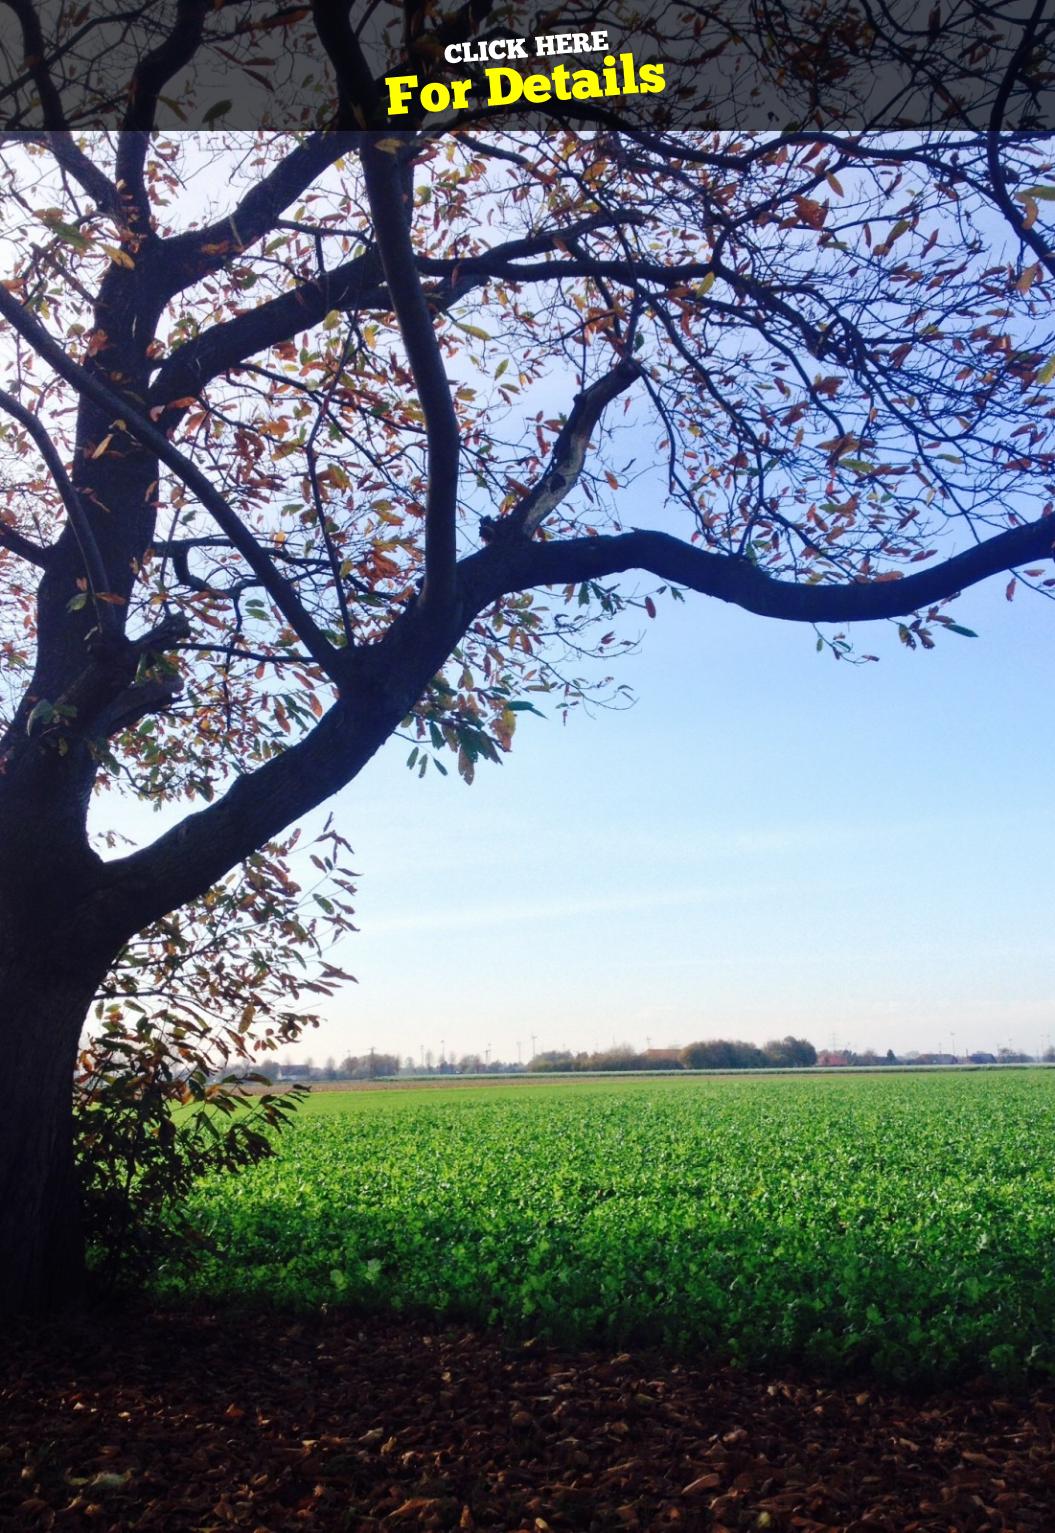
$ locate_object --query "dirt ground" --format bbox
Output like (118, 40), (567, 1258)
(2, 1307), (1054, 1531)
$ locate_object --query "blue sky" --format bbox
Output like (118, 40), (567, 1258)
(293, 563), (1053, 1067)
(98, 526), (1052, 1067)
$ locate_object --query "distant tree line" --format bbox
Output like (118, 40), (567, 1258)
(261, 1037), (1053, 1082)
(529, 1036), (819, 1072)
(268, 1053), (402, 1081)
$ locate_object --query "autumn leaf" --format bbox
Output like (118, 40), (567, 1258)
(39, 213), (91, 250)
(794, 196), (827, 228)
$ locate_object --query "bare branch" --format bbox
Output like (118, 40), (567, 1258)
(361, 137), (459, 612)
(1, 0), (67, 127)
(499, 360), (642, 540)
(117, 0), (209, 221)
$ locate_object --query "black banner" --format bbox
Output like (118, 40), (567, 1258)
(0, 0), (1051, 131)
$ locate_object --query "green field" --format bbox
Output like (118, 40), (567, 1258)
(161, 1071), (1055, 1382)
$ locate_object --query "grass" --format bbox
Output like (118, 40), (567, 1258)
(159, 1069), (1055, 1382)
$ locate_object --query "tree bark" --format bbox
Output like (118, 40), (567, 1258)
(0, 918), (111, 1314)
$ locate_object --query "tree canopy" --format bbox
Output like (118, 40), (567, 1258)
(0, 121), (1053, 1309)
(3, 131), (1054, 854)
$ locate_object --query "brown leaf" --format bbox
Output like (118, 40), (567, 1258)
(385, 1498), (440, 1522)
(794, 196), (827, 228)
(682, 1472), (722, 1494)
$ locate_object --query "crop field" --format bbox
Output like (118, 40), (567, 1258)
(163, 1071), (1055, 1382)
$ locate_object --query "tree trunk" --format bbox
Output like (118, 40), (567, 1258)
(0, 938), (109, 1314)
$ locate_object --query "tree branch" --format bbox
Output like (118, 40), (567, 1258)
(361, 137), (459, 612)
(99, 689), (393, 938)
(986, 137), (1055, 281)
(97, 675), (183, 738)
(460, 518), (1055, 626)
(159, 131), (365, 300)
(0, 285), (342, 677)
(310, 0), (380, 126)
(0, 521), (51, 569)
(148, 210), (649, 408)
(0, 385), (118, 619)
(40, 132), (123, 220)
(1, 0), (67, 127)
(117, 0), (209, 223)
(148, 248), (386, 405)
(494, 359), (642, 540)
(417, 252), (715, 287)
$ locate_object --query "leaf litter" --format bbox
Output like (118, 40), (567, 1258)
(2, 1307), (1054, 1530)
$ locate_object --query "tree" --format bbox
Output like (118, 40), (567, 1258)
(528, 1052), (575, 1074)
(0, 111), (1054, 1308)
(763, 1036), (818, 1069)
(680, 1040), (769, 1071)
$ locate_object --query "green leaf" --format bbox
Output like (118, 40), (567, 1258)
(453, 320), (492, 342)
(202, 99), (233, 125)
(42, 217), (91, 251)
(946, 623), (978, 638)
